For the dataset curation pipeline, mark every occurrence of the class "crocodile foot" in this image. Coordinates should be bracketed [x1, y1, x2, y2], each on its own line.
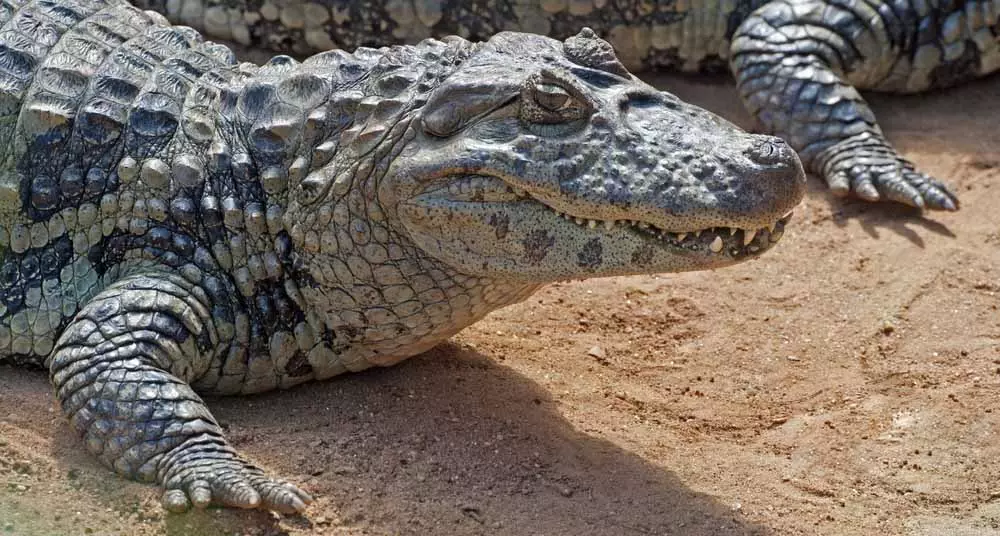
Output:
[160, 446, 312, 514]
[819, 135, 959, 211]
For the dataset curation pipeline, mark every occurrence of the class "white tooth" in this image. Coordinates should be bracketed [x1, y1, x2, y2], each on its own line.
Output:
[729, 227, 737, 236]
[513, 187, 527, 197]
[743, 229, 756, 246]
[709, 235, 724, 253]
[768, 222, 776, 233]
[694, 230, 702, 237]
[638, 222, 649, 229]
[604, 220, 615, 230]
[575, 217, 585, 225]
[588, 219, 598, 229]
[676, 233, 687, 242]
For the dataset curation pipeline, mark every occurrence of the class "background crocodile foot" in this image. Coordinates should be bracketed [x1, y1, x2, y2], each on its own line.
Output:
[818, 134, 960, 211]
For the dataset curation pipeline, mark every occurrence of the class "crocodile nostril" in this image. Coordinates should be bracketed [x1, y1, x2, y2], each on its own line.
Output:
[745, 137, 793, 167]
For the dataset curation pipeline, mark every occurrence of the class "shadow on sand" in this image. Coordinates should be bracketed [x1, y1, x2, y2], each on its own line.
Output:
[179, 342, 774, 535]
[4, 341, 775, 536]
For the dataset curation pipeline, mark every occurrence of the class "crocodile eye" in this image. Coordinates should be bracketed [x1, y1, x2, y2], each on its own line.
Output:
[520, 76, 591, 125]
[533, 83, 571, 111]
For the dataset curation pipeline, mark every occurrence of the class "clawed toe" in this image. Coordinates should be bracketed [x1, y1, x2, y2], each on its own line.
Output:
[910, 172, 960, 211]
[213, 479, 263, 510]
[260, 482, 312, 514]
[162, 489, 191, 513]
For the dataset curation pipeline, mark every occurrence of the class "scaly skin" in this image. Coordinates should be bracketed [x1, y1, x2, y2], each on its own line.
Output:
[0, 0, 803, 514]
[133, 0, 1000, 211]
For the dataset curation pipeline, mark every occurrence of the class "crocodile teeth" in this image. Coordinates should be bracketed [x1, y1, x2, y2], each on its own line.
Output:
[512, 187, 527, 197]
[549, 209, 789, 257]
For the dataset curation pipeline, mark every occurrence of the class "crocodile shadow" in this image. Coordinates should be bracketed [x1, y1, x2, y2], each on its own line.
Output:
[4, 341, 775, 536]
[196, 342, 775, 535]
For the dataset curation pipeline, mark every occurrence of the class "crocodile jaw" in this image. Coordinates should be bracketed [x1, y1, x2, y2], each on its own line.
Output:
[398, 175, 796, 282]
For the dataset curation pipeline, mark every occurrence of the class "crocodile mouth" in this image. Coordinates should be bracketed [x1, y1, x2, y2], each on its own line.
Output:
[550, 210, 793, 258]
[426, 174, 793, 259]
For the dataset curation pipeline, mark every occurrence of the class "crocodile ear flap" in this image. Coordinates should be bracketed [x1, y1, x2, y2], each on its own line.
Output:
[421, 71, 521, 137]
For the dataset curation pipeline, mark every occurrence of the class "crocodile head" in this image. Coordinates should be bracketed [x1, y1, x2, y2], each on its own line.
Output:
[377, 29, 805, 282]
[271, 28, 807, 364]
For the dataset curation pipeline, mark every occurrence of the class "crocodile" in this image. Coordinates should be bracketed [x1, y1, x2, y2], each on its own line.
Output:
[0, 0, 803, 514]
[131, 0, 994, 212]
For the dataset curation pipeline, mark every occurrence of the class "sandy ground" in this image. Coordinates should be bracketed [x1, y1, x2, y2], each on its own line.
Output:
[2, 53, 1000, 536]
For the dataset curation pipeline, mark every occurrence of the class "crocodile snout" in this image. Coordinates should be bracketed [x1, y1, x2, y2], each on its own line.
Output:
[744, 134, 807, 212]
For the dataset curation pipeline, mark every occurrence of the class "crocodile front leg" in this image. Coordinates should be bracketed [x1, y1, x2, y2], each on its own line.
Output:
[729, 0, 962, 211]
[47, 270, 311, 513]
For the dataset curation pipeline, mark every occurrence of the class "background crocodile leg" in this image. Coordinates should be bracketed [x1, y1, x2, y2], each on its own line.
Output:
[47, 270, 311, 513]
[728, 0, 972, 210]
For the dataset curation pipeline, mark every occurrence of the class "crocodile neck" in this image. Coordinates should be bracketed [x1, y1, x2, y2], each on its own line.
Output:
[206, 47, 540, 371]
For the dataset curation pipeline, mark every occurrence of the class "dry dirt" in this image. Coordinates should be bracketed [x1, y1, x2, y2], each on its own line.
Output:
[2, 57, 1000, 536]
